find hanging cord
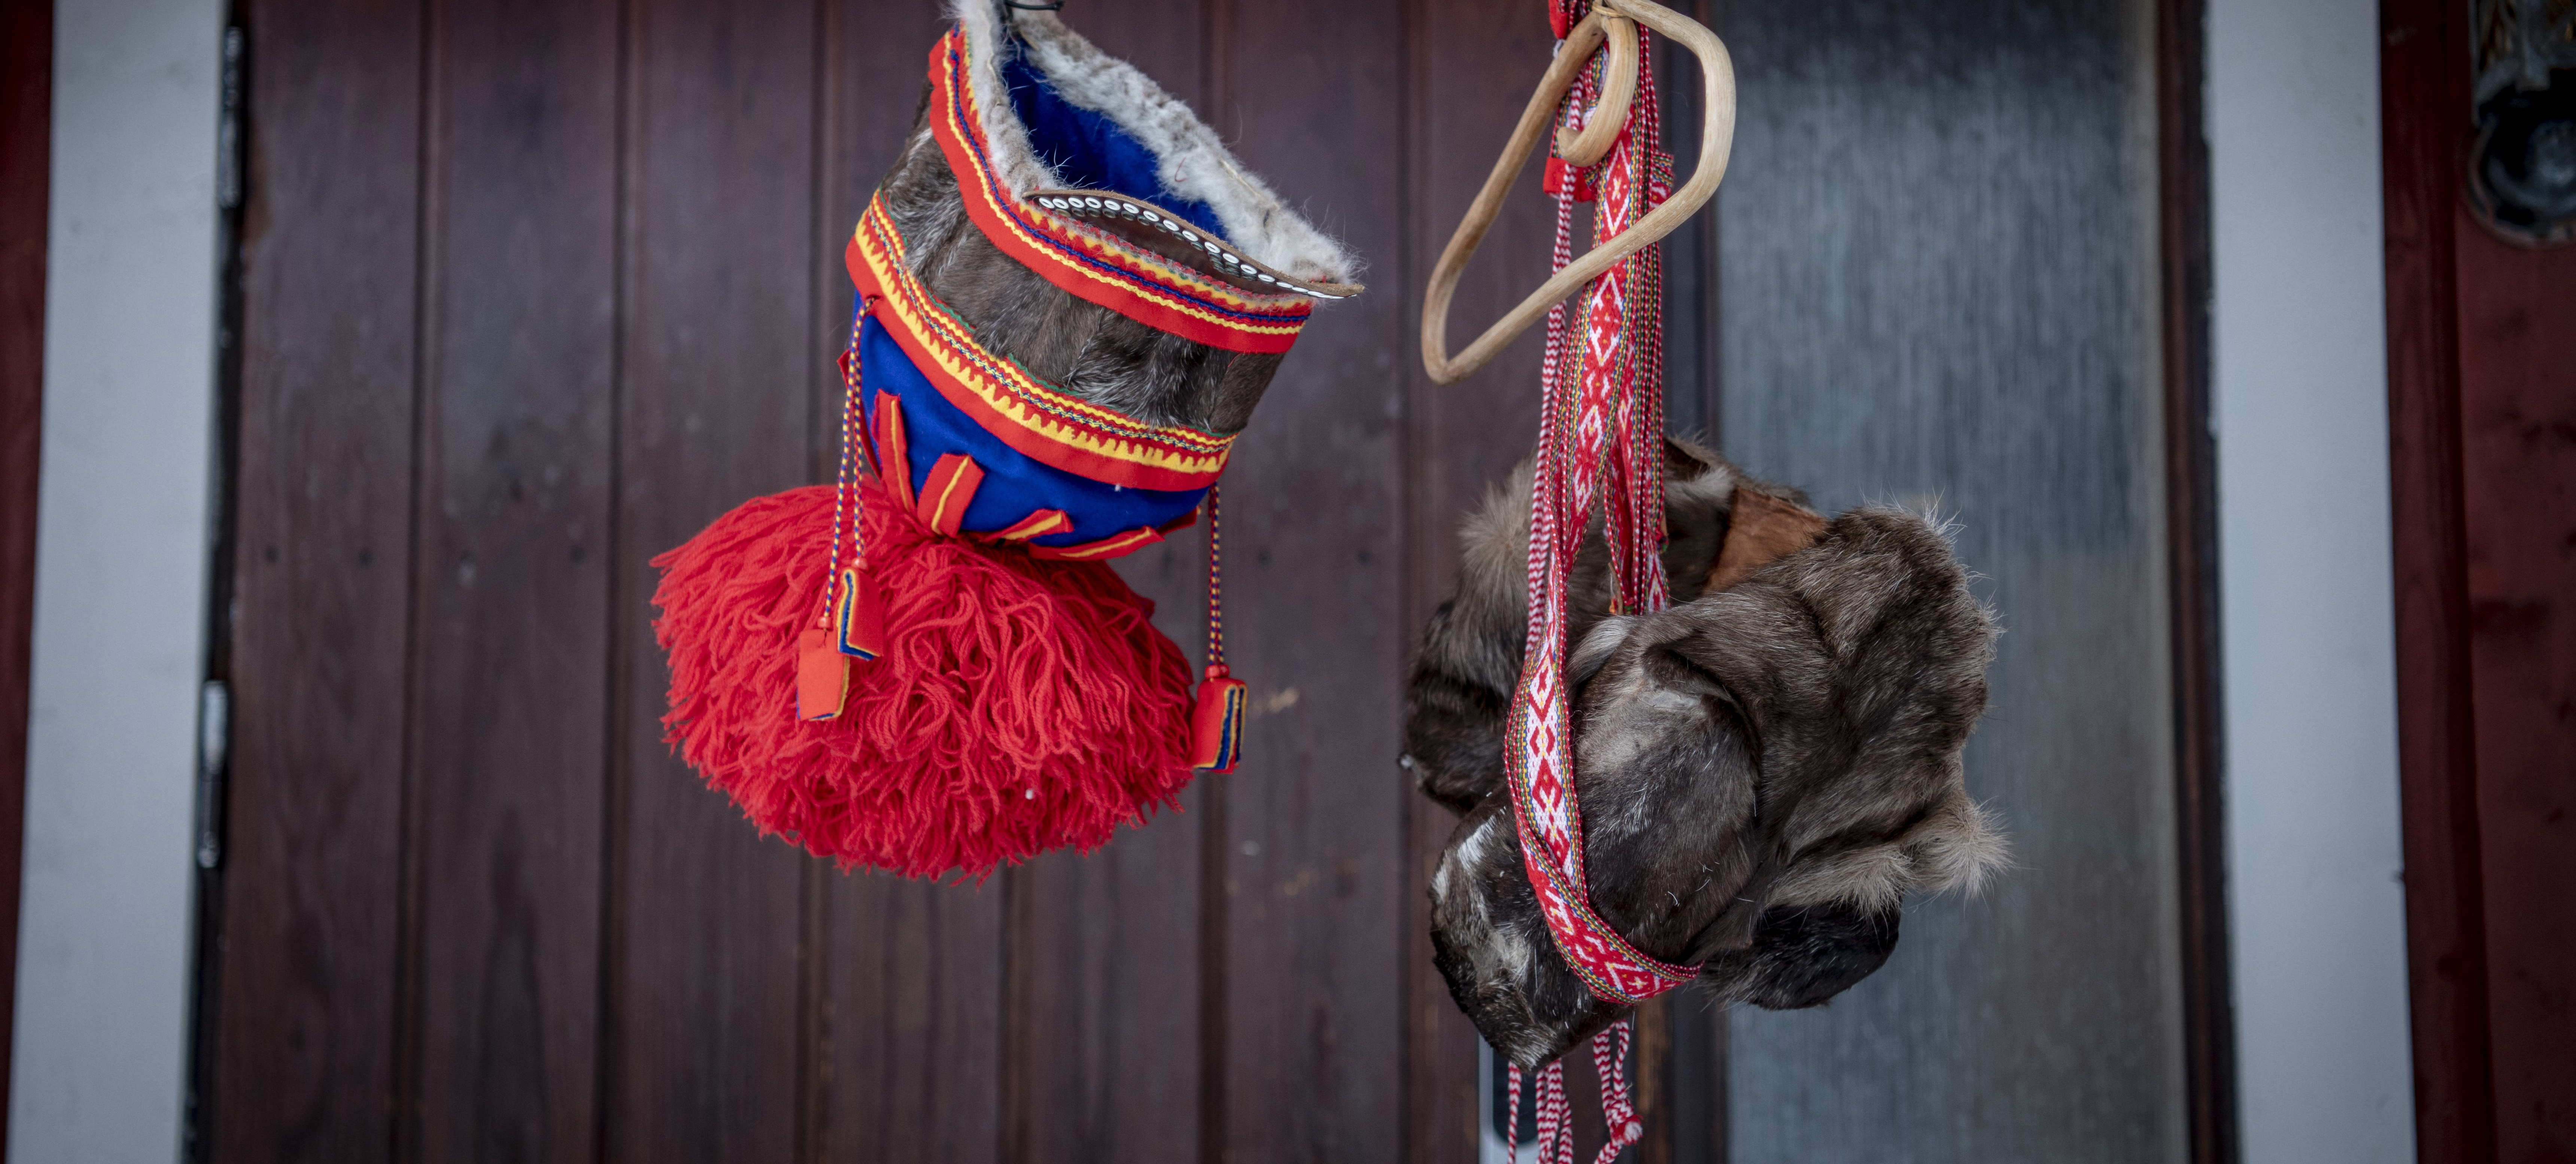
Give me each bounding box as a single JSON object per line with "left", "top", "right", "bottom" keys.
{"left": 823, "top": 303, "right": 869, "bottom": 629}
{"left": 1203, "top": 482, "right": 1227, "bottom": 675}
{"left": 1498, "top": 1060, "right": 1573, "bottom": 1164}
{"left": 1498, "top": 1022, "right": 1640, "bottom": 1164}
{"left": 1590, "top": 1020, "right": 1643, "bottom": 1161}
{"left": 1185, "top": 480, "right": 1247, "bottom": 772}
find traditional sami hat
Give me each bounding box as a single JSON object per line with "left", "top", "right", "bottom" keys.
{"left": 653, "top": 1, "right": 1360, "bottom": 879}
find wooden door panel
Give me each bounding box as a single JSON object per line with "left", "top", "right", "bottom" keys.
{"left": 211, "top": 1, "right": 1520, "bottom": 1159}
{"left": 805, "top": 3, "right": 1011, "bottom": 1161}
{"left": 405, "top": 0, "right": 621, "bottom": 1157}
{"left": 1403, "top": 3, "right": 1568, "bottom": 1157}
{"left": 602, "top": 0, "right": 820, "bottom": 1158}
{"left": 210, "top": 2, "right": 424, "bottom": 1159}
{"left": 817, "top": 875, "right": 1005, "bottom": 1164}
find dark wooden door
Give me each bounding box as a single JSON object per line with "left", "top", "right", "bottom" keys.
{"left": 2384, "top": 0, "right": 2576, "bottom": 1158}
{"left": 197, "top": 1, "right": 1727, "bottom": 1161}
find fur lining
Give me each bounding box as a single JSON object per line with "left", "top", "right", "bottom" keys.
{"left": 953, "top": 3, "right": 1359, "bottom": 284}
{"left": 1767, "top": 785, "right": 2010, "bottom": 909}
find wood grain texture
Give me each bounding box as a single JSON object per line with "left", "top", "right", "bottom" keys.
{"left": 2454, "top": 217, "right": 2576, "bottom": 1164}
{"left": 206, "top": 3, "right": 424, "bottom": 1159}
{"left": 817, "top": 874, "right": 1004, "bottom": 1164}
{"left": 0, "top": 1, "right": 50, "bottom": 1149}
{"left": 2378, "top": 0, "right": 2498, "bottom": 1160}
{"left": 1211, "top": 1, "right": 1413, "bottom": 1160}
{"left": 602, "top": 0, "right": 818, "bottom": 1159}
{"left": 403, "top": 0, "right": 619, "bottom": 1157}
{"left": 1664, "top": 996, "right": 1727, "bottom": 1164}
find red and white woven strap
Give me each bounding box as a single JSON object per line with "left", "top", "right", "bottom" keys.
{"left": 1496, "top": 5, "right": 1688, "bottom": 1157}
{"left": 1507, "top": 0, "right": 1694, "bottom": 1013}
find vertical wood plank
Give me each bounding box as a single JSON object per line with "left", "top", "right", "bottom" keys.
{"left": 0, "top": 1, "right": 52, "bottom": 1149}
{"left": 1214, "top": 0, "right": 1411, "bottom": 1159}
{"left": 207, "top": 3, "right": 424, "bottom": 1159}
{"left": 818, "top": 875, "right": 1004, "bottom": 1164}
{"left": 404, "top": 0, "right": 620, "bottom": 1158}
{"left": 810, "top": 4, "right": 1006, "bottom": 1161}
{"left": 603, "top": 0, "right": 817, "bottom": 1160}
{"left": 2377, "top": 0, "right": 2497, "bottom": 1161}
{"left": 2454, "top": 220, "right": 2576, "bottom": 1164}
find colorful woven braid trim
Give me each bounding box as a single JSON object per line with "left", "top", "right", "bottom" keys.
{"left": 927, "top": 26, "right": 1326, "bottom": 355}
{"left": 848, "top": 194, "right": 1232, "bottom": 494}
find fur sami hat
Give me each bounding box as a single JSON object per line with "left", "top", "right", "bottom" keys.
{"left": 653, "top": 3, "right": 1359, "bottom": 880}
{"left": 1404, "top": 439, "right": 2008, "bottom": 1067}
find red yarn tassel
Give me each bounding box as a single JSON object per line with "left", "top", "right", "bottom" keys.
{"left": 652, "top": 481, "right": 1198, "bottom": 879}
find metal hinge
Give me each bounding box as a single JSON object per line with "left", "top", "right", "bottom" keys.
{"left": 195, "top": 680, "right": 229, "bottom": 869}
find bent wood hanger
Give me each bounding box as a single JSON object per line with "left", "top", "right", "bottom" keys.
{"left": 1555, "top": 14, "right": 1639, "bottom": 167}
{"left": 1421, "top": 0, "right": 1737, "bottom": 386}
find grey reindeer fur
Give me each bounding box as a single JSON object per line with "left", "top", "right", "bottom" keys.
{"left": 1407, "top": 449, "right": 2007, "bottom": 1068}
{"left": 1403, "top": 438, "right": 1756, "bottom": 814}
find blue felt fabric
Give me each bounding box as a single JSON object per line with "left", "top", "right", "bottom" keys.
{"left": 859, "top": 316, "right": 1208, "bottom": 548}
{"left": 1001, "top": 48, "right": 1229, "bottom": 240}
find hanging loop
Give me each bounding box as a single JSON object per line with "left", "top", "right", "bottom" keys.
{"left": 1552, "top": 12, "right": 1640, "bottom": 167}
{"left": 1419, "top": 0, "right": 1737, "bottom": 386}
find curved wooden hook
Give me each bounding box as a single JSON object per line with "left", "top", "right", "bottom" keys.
{"left": 1552, "top": 15, "right": 1638, "bottom": 168}
{"left": 1421, "top": 0, "right": 1737, "bottom": 386}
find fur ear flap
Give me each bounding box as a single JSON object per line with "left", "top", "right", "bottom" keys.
{"left": 1705, "top": 487, "right": 1827, "bottom": 591}
{"left": 1903, "top": 785, "right": 2011, "bottom": 898}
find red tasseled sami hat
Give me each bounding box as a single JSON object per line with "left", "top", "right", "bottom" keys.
{"left": 651, "top": 2, "right": 1360, "bottom": 879}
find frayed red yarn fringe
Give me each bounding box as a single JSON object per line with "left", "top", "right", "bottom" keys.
{"left": 651, "top": 480, "right": 1197, "bottom": 879}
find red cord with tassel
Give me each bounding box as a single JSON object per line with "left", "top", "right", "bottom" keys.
{"left": 1189, "top": 483, "right": 1248, "bottom": 773}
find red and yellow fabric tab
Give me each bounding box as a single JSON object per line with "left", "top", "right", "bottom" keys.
{"left": 917, "top": 453, "right": 985, "bottom": 538}
{"left": 1190, "top": 667, "right": 1248, "bottom": 773}
{"left": 796, "top": 627, "right": 851, "bottom": 722}
{"left": 921, "top": 27, "right": 1313, "bottom": 355}
{"left": 990, "top": 508, "right": 1072, "bottom": 542}
{"left": 833, "top": 567, "right": 885, "bottom": 662}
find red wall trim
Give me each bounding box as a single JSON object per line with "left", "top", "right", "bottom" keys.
{"left": 2379, "top": 0, "right": 2498, "bottom": 1161}
{"left": 0, "top": 0, "right": 53, "bottom": 1148}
